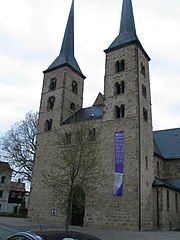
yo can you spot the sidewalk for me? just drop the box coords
[0,216,179,240]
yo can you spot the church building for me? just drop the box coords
[28,0,180,230]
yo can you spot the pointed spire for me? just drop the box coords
[44,0,85,78]
[105,0,140,52]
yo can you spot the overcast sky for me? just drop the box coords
[0,0,180,135]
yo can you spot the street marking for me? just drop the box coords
[0,225,17,232]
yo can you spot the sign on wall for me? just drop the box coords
[51,208,57,216]
[114,130,124,196]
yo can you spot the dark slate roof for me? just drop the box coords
[153,128,180,159]
[0,161,12,171]
[105,0,138,51]
[64,99,180,161]
[64,104,103,124]
[105,0,150,60]
[10,182,26,193]
[44,0,85,79]
[153,177,180,192]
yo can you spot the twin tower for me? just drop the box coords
[29,0,155,230]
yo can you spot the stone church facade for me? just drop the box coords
[28,0,180,230]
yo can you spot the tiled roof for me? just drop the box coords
[10,182,26,192]
[0,161,12,171]
[153,128,180,159]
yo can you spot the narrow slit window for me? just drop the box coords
[145,156,148,170]
[167,190,170,212]
[142,84,147,98]
[175,193,178,213]
[143,108,148,122]
[157,161,160,176]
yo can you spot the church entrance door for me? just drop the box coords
[71,186,85,226]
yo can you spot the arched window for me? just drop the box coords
[49,78,57,91]
[115,81,125,95]
[115,60,125,73]
[70,102,76,111]
[47,96,55,110]
[115,105,125,119]
[72,81,78,94]
[45,119,52,131]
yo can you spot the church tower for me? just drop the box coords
[28,0,85,223]
[100,0,154,230]
[38,0,85,133]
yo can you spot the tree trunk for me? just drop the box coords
[65,184,73,232]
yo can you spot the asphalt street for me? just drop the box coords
[0,217,180,240]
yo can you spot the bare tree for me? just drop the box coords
[44,121,103,231]
[1,111,38,182]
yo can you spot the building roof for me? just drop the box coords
[64,104,103,124]
[10,182,26,193]
[64,97,180,161]
[153,128,180,160]
[44,0,85,79]
[0,161,12,172]
[104,0,150,60]
[153,177,180,192]
[107,0,138,50]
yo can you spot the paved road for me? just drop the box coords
[0,217,180,240]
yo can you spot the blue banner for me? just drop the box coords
[114,130,124,196]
